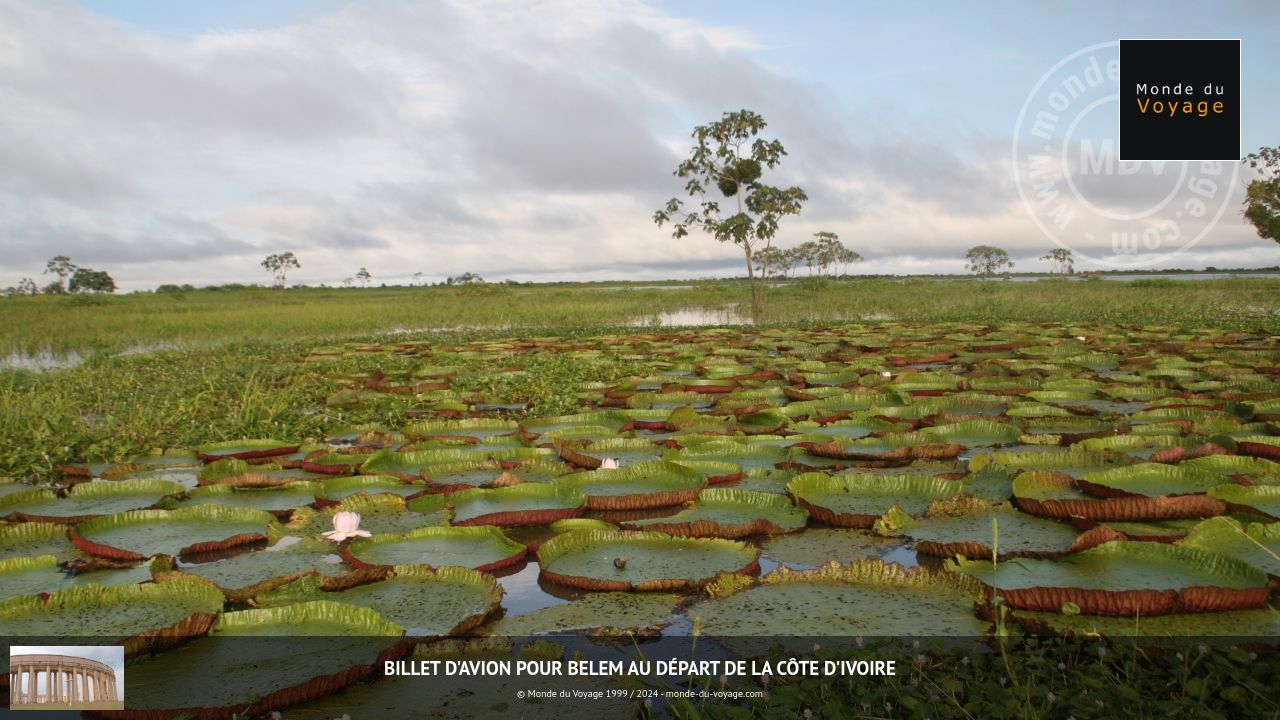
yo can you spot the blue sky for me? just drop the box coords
[2,0,1277,290]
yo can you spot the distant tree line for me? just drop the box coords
[2,255,116,297]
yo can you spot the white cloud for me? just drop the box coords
[0,0,1271,291]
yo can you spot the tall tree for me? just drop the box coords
[654,110,807,322]
[43,255,77,294]
[261,252,300,290]
[355,267,372,287]
[1040,248,1074,274]
[965,245,1014,277]
[1243,147,1280,244]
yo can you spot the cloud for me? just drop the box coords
[0,0,1274,291]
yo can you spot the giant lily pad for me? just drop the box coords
[1209,483,1280,519]
[688,561,987,638]
[537,530,759,591]
[917,420,1020,446]
[322,474,429,500]
[195,439,301,461]
[620,488,808,538]
[487,592,683,636]
[0,576,224,651]
[949,540,1272,615]
[71,505,279,561]
[0,554,152,602]
[877,500,1088,559]
[1177,516,1280,576]
[553,460,707,510]
[0,479,184,523]
[1078,463,1223,498]
[291,494,450,537]
[119,600,403,717]
[761,529,900,569]
[343,526,526,573]
[786,472,961,528]
[0,522,75,561]
[170,481,324,517]
[1013,470,1226,521]
[359,449,488,480]
[162,537,349,601]
[254,565,501,637]
[407,483,587,526]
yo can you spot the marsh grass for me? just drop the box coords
[1,278,1277,358]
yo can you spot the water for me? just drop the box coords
[2,342,186,372]
[628,308,750,327]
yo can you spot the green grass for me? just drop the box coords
[2,277,1278,358]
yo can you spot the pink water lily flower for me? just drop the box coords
[601,458,620,469]
[322,511,372,542]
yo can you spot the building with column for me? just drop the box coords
[9,653,119,707]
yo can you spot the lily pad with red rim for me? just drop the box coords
[552,460,707,510]
[70,505,280,561]
[949,540,1272,615]
[343,526,526,573]
[619,488,808,538]
[253,564,501,637]
[194,439,301,462]
[536,529,759,591]
[786,472,962,528]
[407,483,587,527]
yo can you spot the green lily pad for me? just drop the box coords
[1079,463,1223,497]
[917,420,1020,446]
[255,565,501,637]
[786,472,961,528]
[170,537,349,600]
[291,494,450,537]
[950,540,1271,615]
[1209,484,1280,519]
[487,592,683,636]
[172,481,324,514]
[537,529,758,591]
[553,460,706,510]
[344,526,526,573]
[194,439,301,461]
[620,488,808,537]
[880,502,1083,559]
[360,449,489,478]
[0,480,184,521]
[72,505,279,560]
[0,575,224,639]
[761,529,901,569]
[688,561,987,638]
[0,522,76,562]
[120,601,402,714]
[322,474,429,500]
[0,555,152,602]
[408,483,587,526]
[1177,517,1280,576]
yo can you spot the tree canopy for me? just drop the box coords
[1243,147,1280,244]
[654,109,807,321]
[965,245,1014,277]
[261,252,301,290]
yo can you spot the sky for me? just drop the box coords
[1,0,1278,291]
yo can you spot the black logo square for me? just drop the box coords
[1119,39,1240,161]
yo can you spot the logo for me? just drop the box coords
[1012,41,1239,267]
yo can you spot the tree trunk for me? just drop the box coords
[743,244,762,323]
